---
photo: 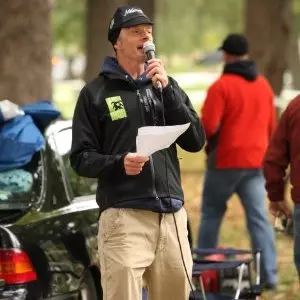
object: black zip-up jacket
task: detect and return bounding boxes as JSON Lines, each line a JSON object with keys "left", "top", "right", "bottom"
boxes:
{"left": 70, "top": 57, "right": 205, "bottom": 213}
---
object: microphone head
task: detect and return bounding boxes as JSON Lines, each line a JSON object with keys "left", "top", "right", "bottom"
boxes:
{"left": 143, "top": 41, "right": 155, "bottom": 53}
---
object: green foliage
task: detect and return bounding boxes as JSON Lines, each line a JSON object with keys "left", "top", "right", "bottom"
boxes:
{"left": 51, "top": 0, "right": 244, "bottom": 57}
{"left": 293, "top": 0, "right": 300, "bottom": 31}
{"left": 51, "top": 0, "right": 85, "bottom": 55}
{"left": 156, "top": 0, "right": 244, "bottom": 55}
{"left": 293, "top": 0, "right": 300, "bottom": 14}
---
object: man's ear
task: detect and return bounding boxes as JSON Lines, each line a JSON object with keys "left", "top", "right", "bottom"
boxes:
{"left": 113, "top": 39, "right": 120, "bottom": 51}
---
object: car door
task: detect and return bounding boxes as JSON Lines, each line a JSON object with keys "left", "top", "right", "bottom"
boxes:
{"left": 45, "top": 124, "right": 101, "bottom": 297}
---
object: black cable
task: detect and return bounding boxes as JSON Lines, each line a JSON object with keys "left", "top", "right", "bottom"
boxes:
{"left": 158, "top": 86, "right": 197, "bottom": 300}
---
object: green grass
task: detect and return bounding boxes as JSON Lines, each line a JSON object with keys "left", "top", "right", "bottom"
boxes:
{"left": 167, "top": 63, "right": 219, "bottom": 74}
{"left": 184, "top": 83, "right": 209, "bottom": 91}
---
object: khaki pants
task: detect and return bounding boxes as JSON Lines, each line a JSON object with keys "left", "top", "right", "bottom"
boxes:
{"left": 98, "top": 207, "right": 193, "bottom": 300}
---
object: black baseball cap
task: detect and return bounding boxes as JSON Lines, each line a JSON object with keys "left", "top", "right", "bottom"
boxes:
{"left": 219, "top": 33, "right": 249, "bottom": 56}
{"left": 108, "top": 6, "right": 154, "bottom": 45}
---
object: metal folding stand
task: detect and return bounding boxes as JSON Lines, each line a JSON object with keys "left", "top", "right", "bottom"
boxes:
{"left": 190, "top": 248, "right": 263, "bottom": 300}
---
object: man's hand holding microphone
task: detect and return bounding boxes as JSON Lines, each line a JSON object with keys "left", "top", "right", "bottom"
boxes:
{"left": 143, "top": 41, "right": 168, "bottom": 90}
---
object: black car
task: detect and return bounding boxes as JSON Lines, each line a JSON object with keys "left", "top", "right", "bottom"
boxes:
{"left": 0, "top": 119, "right": 194, "bottom": 300}
{"left": 0, "top": 120, "right": 102, "bottom": 300}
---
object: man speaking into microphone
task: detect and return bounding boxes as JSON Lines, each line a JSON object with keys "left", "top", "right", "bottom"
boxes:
{"left": 70, "top": 5, "right": 205, "bottom": 300}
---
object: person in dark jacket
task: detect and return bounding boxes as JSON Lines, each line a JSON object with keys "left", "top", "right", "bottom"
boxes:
{"left": 263, "top": 95, "right": 300, "bottom": 279}
{"left": 197, "top": 33, "right": 278, "bottom": 289}
{"left": 70, "top": 5, "right": 205, "bottom": 300}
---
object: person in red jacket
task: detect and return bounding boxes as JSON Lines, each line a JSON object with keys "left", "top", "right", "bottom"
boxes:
{"left": 263, "top": 95, "right": 300, "bottom": 279}
{"left": 197, "top": 33, "right": 278, "bottom": 289}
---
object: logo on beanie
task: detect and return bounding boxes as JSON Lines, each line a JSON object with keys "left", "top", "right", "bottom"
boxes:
{"left": 124, "top": 8, "right": 144, "bottom": 17}
{"left": 109, "top": 18, "right": 115, "bottom": 29}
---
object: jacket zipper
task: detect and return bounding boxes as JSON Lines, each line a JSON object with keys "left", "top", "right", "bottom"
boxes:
{"left": 136, "top": 90, "right": 146, "bottom": 125}
{"left": 136, "top": 89, "right": 160, "bottom": 201}
{"left": 150, "top": 156, "right": 160, "bottom": 201}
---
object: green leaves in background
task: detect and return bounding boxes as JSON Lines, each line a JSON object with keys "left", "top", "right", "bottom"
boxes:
{"left": 51, "top": 0, "right": 298, "bottom": 62}
{"left": 52, "top": 0, "right": 85, "bottom": 55}
{"left": 155, "top": 0, "right": 244, "bottom": 54}
{"left": 51, "top": 0, "right": 244, "bottom": 57}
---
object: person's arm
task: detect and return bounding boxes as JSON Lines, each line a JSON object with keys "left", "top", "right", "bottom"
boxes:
{"left": 145, "top": 59, "right": 205, "bottom": 152}
{"left": 200, "top": 81, "right": 225, "bottom": 139}
{"left": 70, "top": 87, "right": 126, "bottom": 179}
{"left": 263, "top": 106, "right": 290, "bottom": 214}
{"left": 161, "top": 78, "right": 206, "bottom": 152}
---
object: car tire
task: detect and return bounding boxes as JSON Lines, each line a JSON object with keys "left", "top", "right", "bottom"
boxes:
{"left": 79, "top": 270, "right": 98, "bottom": 300}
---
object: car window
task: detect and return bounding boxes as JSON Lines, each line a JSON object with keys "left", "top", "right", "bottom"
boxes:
{"left": 49, "top": 128, "right": 98, "bottom": 199}
{"left": 0, "top": 151, "right": 44, "bottom": 210}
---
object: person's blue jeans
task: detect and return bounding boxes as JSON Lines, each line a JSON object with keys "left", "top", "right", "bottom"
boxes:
{"left": 197, "top": 169, "right": 277, "bottom": 285}
{"left": 142, "top": 288, "right": 148, "bottom": 300}
{"left": 293, "top": 204, "right": 300, "bottom": 279}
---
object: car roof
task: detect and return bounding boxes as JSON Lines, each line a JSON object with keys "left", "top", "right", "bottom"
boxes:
{"left": 45, "top": 119, "right": 72, "bottom": 137}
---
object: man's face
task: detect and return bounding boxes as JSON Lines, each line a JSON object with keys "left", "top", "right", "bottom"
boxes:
{"left": 223, "top": 51, "right": 235, "bottom": 64}
{"left": 114, "top": 24, "right": 153, "bottom": 63}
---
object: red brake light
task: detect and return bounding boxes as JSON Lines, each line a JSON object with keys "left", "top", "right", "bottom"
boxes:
{"left": 0, "top": 249, "right": 37, "bottom": 284}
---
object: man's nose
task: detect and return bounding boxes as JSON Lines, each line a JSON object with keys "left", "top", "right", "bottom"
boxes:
{"left": 143, "top": 32, "right": 152, "bottom": 42}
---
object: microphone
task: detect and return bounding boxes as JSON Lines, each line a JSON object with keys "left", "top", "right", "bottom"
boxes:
{"left": 143, "top": 41, "right": 162, "bottom": 90}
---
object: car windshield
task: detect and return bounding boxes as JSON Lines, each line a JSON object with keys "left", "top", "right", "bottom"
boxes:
{"left": 47, "top": 126, "right": 98, "bottom": 198}
{"left": 0, "top": 152, "right": 44, "bottom": 210}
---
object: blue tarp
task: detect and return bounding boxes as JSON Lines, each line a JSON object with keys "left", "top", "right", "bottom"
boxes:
{"left": 0, "top": 100, "right": 60, "bottom": 172}
{"left": 22, "top": 100, "right": 61, "bottom": 130}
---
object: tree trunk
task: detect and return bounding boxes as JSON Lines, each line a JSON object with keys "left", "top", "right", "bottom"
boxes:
{"left": 66, "top": 55, "right": 76, "bottom": 80}
{"left": 85, "top": 0, "right": 126, "bottom": 82}
{"left": 127, "top": 0, "right": 155, "bottom": 22}
{"left": 0, "top": 0, "right": 52, "bottom": 105}
{"left": 288, "top": 11, "right": 300, "bottom": 90}
{"left": 128, "top": 0, "right": 156, "bottom": 40}
{"left": 245, "top": 0, "right": 291, "bottom": 96}
{"left": 289, "top": 35, "right": 300, "bottom": 90}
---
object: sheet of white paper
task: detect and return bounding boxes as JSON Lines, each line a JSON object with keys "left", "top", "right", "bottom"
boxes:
{"left": 136, "top": 123, "right": 190, "bottom": 156}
